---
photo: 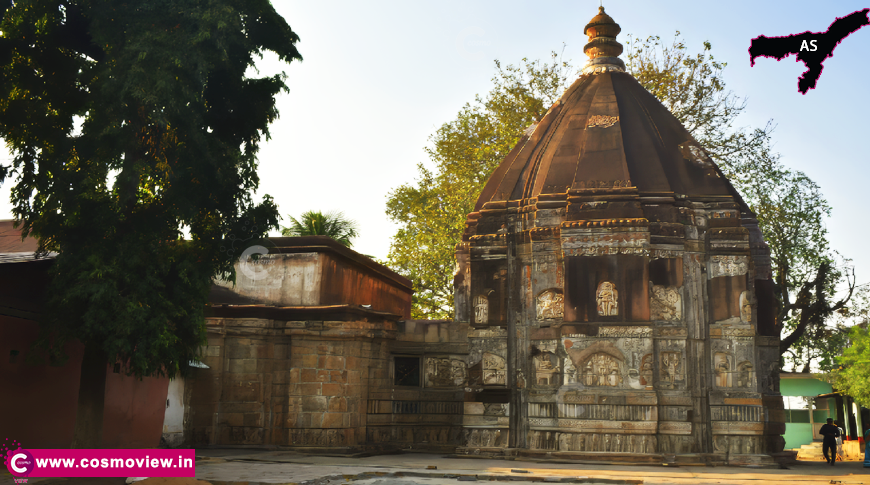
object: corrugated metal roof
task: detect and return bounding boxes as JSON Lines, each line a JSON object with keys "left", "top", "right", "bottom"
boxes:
{"left": 0, "top": 251, "right": 56, "bottom": 264}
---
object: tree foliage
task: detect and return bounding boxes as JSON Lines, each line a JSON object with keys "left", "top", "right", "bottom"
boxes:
{"left": 0, "top": 0, "right": 300, "bottom": 379}
{"left": 833, "top": 323, "right": 870, "bottom": 407}
{"left": 281, "top": 210, "right": 359, "bottom": 247}
{"left": 386, "top": 53, "right": 573, "bottom": 319}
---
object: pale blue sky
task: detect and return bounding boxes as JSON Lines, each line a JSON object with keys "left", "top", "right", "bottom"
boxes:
{"left": 1, "top": 1, "right": 868, "bottom": 283}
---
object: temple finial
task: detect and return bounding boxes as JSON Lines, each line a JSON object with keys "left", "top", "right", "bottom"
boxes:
{"left": 582, "top": 6, "right": 625, "bottom": 74}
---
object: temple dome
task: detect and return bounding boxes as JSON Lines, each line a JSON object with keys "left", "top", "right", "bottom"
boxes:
{"left": 473, "top": 8, "right": 736, "bottom": 213}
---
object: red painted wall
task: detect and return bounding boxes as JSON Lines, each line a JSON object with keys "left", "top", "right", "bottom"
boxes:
{"left": 0, "top": 315, "right": 84, "bottom": 448}
{"left": 0, "top": 316, "right": 169, "bottom": 448}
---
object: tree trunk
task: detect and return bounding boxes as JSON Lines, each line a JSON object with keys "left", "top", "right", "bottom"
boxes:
{"left": 71, "top": 342, "right": 107, "bottom": 448}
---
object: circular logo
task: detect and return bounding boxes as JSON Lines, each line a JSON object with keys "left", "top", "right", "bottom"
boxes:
{"left": 6, "top": 449, "right": 34, "bottom": 477}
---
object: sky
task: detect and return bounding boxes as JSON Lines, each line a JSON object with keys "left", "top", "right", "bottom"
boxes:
{"left": 1, "top": 1, "right": 868, "bottom": 284}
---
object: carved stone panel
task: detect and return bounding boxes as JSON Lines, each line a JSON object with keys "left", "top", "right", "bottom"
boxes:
{"left": 482, "top": 352, "right": 506, "bottom": 385}
{"left": 709, "top": 255, "right": 748, "bottom": 278}
{"left": 650, "top": 285, "right": 681, "bottom": 321}
{"left": 581, "top": 353, "right": 622, "bottom": 387}
{"left": 714, "top": 352, "right": 732, "bottom": 388}
{"left": 739, "top": 290, "right": 751, "bottom": 323}
{"left": 534, "top": 352, "right": 559, "bottom": 386}
{"left": 537, "top": 289, "right": 564, "bottom": 320}
{"left": 660, "top": 351, "right": 681, "bottom": 389}
{"left": 425, "top": 357, "right": 467, "bottom": 387}
{"left": 639, "top": 353, "right": 653, "bottom": 387}
{"left": 596, "top": 281, "right": 619, "bottom": 316}
{"left": 474, "top": 295, "right": 488, "bottom": 324}
{"left": 737, "top": 360, "right": 754, "bottom": 388}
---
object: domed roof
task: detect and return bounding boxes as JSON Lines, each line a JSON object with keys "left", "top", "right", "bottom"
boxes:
{"left": 473, "top": 8, "right": 736, "bottom": 213}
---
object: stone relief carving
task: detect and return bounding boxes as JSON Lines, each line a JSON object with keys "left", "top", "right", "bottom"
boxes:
{"left": 650, "top": 285, "right": 682, "bottom": 321}
{"left": 639, "top": 353, "right": 654, "bottom": 387}
{"left": 740, "top": 290, "right": 752, "bottom": 323}
{"left": 425, "top": 357, "right": 466, "bottom": 387}
{"left": 484, "top": 403, "right": 507, "bottom": 416}
{"left": 563, "top": 358, "right": 578, "bottom": 385}
{"left": 581, "top": 353, "right": 622, "bottom": 387}
{"left": 474, "top": 295, "right": 488, "bottom": 324}
{"left": 597, "top": 326, "right": 652, "bottom": 338}
{"left": 714, "top": 352, "right": 732, "bottom": 387}
{"left": 587, "top": 115, "right": 619, "bottom": 128}
{"left": 596, "top": 281, "right": 619, "bottom": 316}
{"left": 709, "top": 255, "right": 748, "bottom": 278}
{"left": 737, "top": 360, "right": 754, "bottom": 388}
{"left": 536, "top": 289, "right": 564, "bottom": 320}
{"left": 529, "top": 432, "right": 656, "bottom": 453}
{"left": 660, "top": 352, "right": 681, "bottom": 388}
{"left": 534, "top": 352, "right": 559, "bottom": 385}
{"left": 482, "top": 352, "right": 506, "bottom": 385}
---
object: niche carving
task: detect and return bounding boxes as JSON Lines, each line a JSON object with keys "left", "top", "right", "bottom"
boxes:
{"left": 639, "top": 353, "right": 654, "bottom": 386}
{"left": 596, "top": 281, "right": 619, "bottom": 316}
{"left": 739, "top": 291, "right": 751, "bottom": 323}
{"left": 650, "top": 285, "right": 681, "bottom": 321}
{"left": 660, "top": 351, "right": 681, "bottom": 388}
{"left": 534, "top": 352, "right": 559, "bottom": 385}
{"left": 474, "top": 295, "right": 488, "bottom": 324}
{"left": 714, "top": 352, "right": 732, "bottom": 387}
{"left": 581, "top": 353, "right": 622, "bottom": 387}
{"left": 537, "top": 289, "right": 563, "bottom": 320}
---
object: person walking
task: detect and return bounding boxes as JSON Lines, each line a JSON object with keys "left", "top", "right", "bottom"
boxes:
{"left": 864, "top": 427, "right": 870, "bottom": 468}
{"left": 820, "top": 418, "right": 841, "bottom": 466}
{"left": 835, "top": 421, "right": 845, "bottom": 461}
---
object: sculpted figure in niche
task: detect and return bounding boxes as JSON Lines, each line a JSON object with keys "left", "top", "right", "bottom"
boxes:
{"left": 597, "top": 281, "right": 619, "bottom": 316}
{"left": 737, "top": 360, "right": 754, "bottom": 388}
{"left": 739, "top": 291, "right": 752, "bottom": 323}
{"left": 639, "top": 353, "right": 654, "bottom": 386}
{"left": 535, "top": 352, "right": 559, "bottom": 385}
{"left": 474, "top": 295, "right": 488, "bottom": 324}
{"left": 714, "top": 352, "right": 732, "bottom": 387}
{"left": 581, "top": 353, "right": 622, "bottom": 387}
{"left": 650, "top": 285, "right": 681, "bottom": 321}
{"left": 537, "top": 289, "right": 564, "bottom": 319}
{"left": 660, "top": 352, "right": 681, "bottom": 387}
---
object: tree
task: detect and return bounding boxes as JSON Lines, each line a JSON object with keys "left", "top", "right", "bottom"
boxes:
{"left": 834, "top": 323, "right": 870, "bottom": 407}
{"left": 386, "top": 53, "right": 573, "bottom": 319}
{"left": 0, "top": 0, "right": 300, "bottom": 447}
{"left": 281, "top": 210, "right": 359, "bottom": 247}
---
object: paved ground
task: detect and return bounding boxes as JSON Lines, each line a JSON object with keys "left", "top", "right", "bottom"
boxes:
{"left": 3, "top": 451, "right": 868, "bottom": 485}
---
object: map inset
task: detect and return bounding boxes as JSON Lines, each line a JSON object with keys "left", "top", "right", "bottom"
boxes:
{"left": 749, "top": 9, "right": 869, "bottom": 94}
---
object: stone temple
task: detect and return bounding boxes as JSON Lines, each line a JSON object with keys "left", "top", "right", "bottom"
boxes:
{"left": 177, "top": 7, "right": 786, "bottom": 466}
{"left": 453, "top": 7, "right": 785, "bottom": 463}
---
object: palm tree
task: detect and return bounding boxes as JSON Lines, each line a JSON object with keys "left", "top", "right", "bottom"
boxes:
{"left": 281, "top": 210, "right": 360, "bottom": 248}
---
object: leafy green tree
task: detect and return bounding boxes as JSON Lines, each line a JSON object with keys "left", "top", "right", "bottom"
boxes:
{"left": 0, "top": 0, "right": 300, "bottom": 447}
{"left": 386, "top": 53, "right": 573, "bottom": 319}
{"left": 281, "top": 210, "right": 359, "bottom": 247}
{"left": 834, "top": 323, "right": 870, "bottom": 407}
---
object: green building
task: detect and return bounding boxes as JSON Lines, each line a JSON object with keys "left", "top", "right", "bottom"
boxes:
{"left": 780, "top": 373, "right": 867, "bottom": 449}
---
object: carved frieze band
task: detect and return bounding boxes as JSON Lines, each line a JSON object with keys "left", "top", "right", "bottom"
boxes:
{"left": 709, "top": 255, "right": 749, "bottom": 278}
